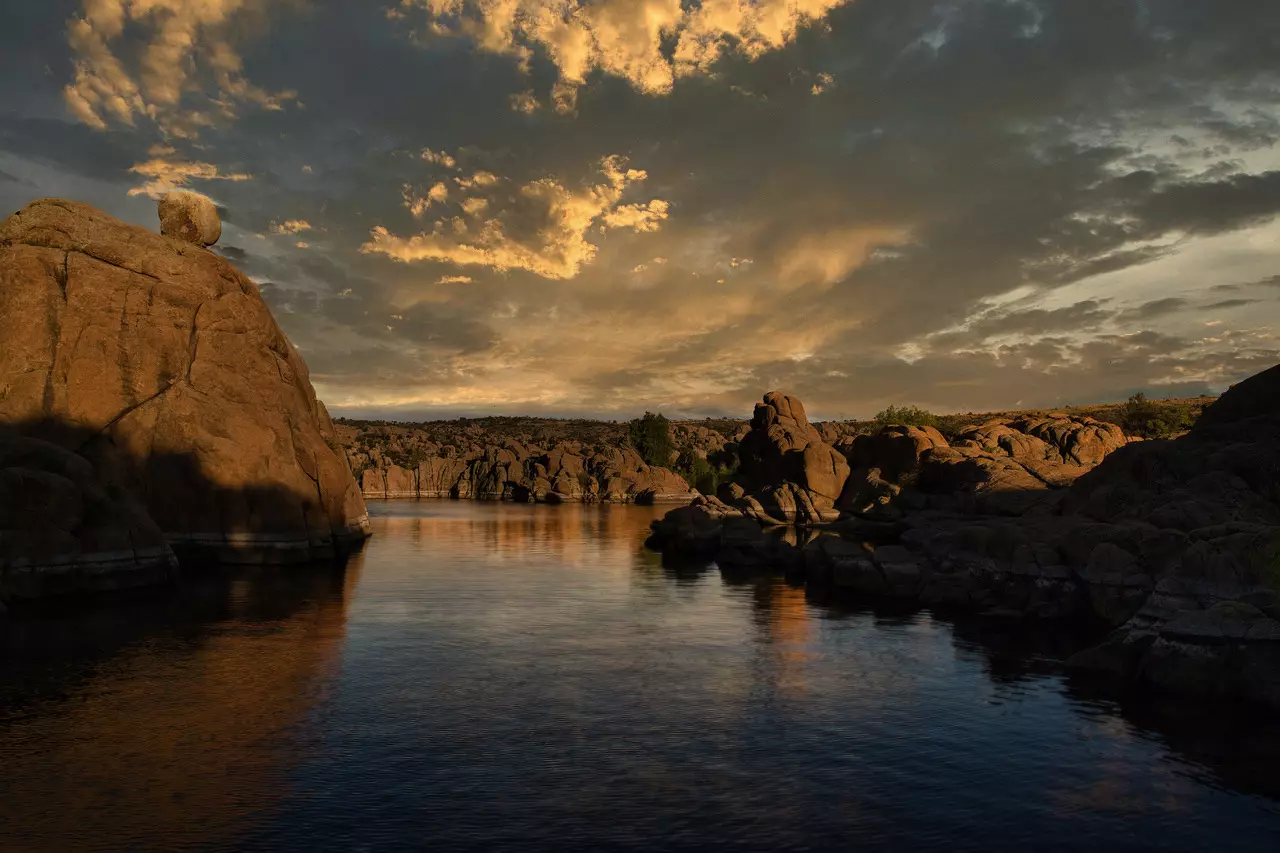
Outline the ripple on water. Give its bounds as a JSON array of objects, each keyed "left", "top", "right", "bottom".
[{"left": 2, "top": 501, "right": 1279, "bottom": 852}]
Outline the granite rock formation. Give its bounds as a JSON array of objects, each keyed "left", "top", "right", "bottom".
[
  {"left": 0, "top": 198, "right": 370, "bottom": 591},
  {"left": 647, "top": 377, "right": 1280, "bottom": 708},
  {"left": 357, "top": 439, "right": 696, "bottom": 504},
  {"left": 734, "top": 391, "right": 850, "bottom": 523}
]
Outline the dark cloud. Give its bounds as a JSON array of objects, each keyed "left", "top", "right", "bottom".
[
  {"left": 2, "top": 0, "right": 1278, "bottom": 417},
  {"left": 1203, "top": 298, "right": 1262, "bottom": 310},
  {"left": 1117, "top": 298, "right": 1191, "bottom": 323}
]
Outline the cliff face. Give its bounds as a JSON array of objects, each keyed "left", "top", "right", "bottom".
[
  {"left": 0, "top": 198, "right": 370, "bottom": 599},
  {"left": 352, "top": 436, "right": 697, "bottom": 505}
]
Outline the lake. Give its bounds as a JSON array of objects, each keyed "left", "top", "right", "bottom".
[{"left": 2, "top": 501, "right": 1279, "bottom": 851}]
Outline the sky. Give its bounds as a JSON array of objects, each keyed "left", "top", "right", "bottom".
[{"left": 1, "top": 0, "right": 1278, "bottom": 421}]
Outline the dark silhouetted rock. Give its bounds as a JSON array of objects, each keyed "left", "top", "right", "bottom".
[{"left": 1, "top": 430, "right": 177, "bottom": 600}]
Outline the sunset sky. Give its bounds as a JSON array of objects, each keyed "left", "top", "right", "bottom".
[{"left": 2, "top": 0, "right": 1278, "bottom": 420}]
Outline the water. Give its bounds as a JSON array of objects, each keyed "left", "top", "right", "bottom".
[{"left": 2, "top": 502, "right": 1279, "bottom": 852}]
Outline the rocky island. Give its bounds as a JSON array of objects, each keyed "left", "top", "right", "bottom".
[{"left": 0, "top": 196, "right": 369, "bottom": 603}]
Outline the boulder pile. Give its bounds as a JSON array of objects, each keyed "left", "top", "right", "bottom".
[{"left": 647, "top": 375, "right": 1280, "bottom": 707}]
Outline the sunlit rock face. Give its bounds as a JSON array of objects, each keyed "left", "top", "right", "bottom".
[
  {"left": 736, "top": 391, "right": 850, "bottom": 524},
  {"left": 0, "top": 199, "right": 370, "bottom": 568},
  {"left": 158, "top": 190, "right": 221, "bottom": 247}
]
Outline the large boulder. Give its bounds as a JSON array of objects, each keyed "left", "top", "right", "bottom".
[
  {"left": 0, "top": 199, "right": 370, "bottom": 565},
  {"left": 158, "top": 191, "right": 221, "bottom": 247},
  {"left": 735, "top": 391, "right": 849, "bottom": 522},
  {"left": 843, "top": 425, "right": 949, "bottom": 483},
  {"left": 1, "top": 430, "right": 177, "bottom": 600}
]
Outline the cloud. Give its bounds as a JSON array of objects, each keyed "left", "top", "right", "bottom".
[
  {"left": 125, "top": 145, "right": 251, "bottom": 198},
  {"left": 774, "top": 226, "right": 910, "bottom": 286},
  {"left": 63, "top": 0, "right": 297, "bottom": 136},
  {"left": 8, "top": 0, "right": 1280, "bottom": 418},
  {"left": 1203, "top": 298, "right": 1261, "bottom": 310},
  {"left": 362, "top": 154, "right": 669, "bottom": 279},
  {"left": 394, "top": 0, "right": 853, "bottom": 106},
  {"left": 1116, "top": 298, "right": 1190, "bottom": 324},
  {"left": 271, "top": 219, "right": 312, "bottom": 235},
  {"left": 509, "top": 90, "right": 540, "bottom": 113}
]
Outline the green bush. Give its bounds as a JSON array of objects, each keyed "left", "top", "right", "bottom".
[
  {"left": 673, "top": 450, "right": 737, "bottom": 494},
  {"left": 628, "top": 412, "right": 674, "bottom": 467},
  {"left": 1120, "top": 393, "right": 1202, "bottom": 439},
  {"left": 873, "top": 405, "right": 940, "bottom": 430}
]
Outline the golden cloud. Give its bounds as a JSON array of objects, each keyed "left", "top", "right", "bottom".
[
  {"left": 362, "top": 153, "right": 669, "bottom": 279},
  {"left": 775, "top": 226, "right": 911, "bottom": 286},
  {"left": 126, "top": 145, "right": 252, "bottom": 198},
  {"left": 64, "top": 0, "right": 297, "bottom": 136},
  {"left": 395, "top": 0, "right": 854, "bottom": 106},
  {"left": 271, "top": 219, "right": 313, "bottom": 235}
]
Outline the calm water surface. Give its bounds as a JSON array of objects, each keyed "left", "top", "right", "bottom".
[{"left": 3, "top": 501, "right": 1280, "bottom": 852}]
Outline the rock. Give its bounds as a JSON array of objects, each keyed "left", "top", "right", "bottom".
[
  {"left": 734, "top": 391, "right": 849, "bottom": 522},
  {"left": 0, "top": 199, "right": 370, "bottom": 565},
  {"left": 845, "top": 425, "right": 949, "bottom": 482},
  {"left": 158, "top": 191, "right": 221, "bottom": 247},
  {"left": 739, "top": 390, "right": 825, "bottom": 486},
  {"left": 1, "top": 430, "right": 177, "bottom": 600},
  {"left": 418, "top": 458, "right": 468, "bottom": 498},
  {"left": 801, "top": 442, "right": 851, "bottom": 503},
  {"left": 917, "top": 446, "right": 1058, "bottom": 516},
  {"left": 718, "top": 482, "right": 746, "bottom": 503}
]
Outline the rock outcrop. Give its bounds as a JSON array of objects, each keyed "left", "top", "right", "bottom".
[
  {"left": 734, "top": 391, "right": 850, "bottom": 523},
  {"left": 0, "top": 198, "right": 370, "bottom": 588},
  {"left": 835, "top": 414, "right": 1128, "bottom": 518},
  {"left": 646, "top": 377, "right": 1280, "bottom": 708},
  {"left": 357, "top": 440, "right": 696, "bottom": 504}
]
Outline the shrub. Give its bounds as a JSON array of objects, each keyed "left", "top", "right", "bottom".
[
  {"left": 873, "top": 405, "right": 940, "bottom": 430},
  {"left": 1120, "top": 393, "right": 1202, "bottom": 439},
  {"left": 673, "top": 450, "right": 737, "bottom": 494},
  {"left": 628, "top": 412, "right": 674, "bottom": 467}
]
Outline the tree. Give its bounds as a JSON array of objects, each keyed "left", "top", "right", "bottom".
[{"left": 628, "top": 412, "right": 674, "bottom": 467}]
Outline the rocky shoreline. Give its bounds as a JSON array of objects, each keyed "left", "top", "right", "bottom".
[
  {"left": 353, "top": 443, "right": 698, "bottom": 505},
  {"left": 647, "top": 379, "right": 1280, "bottom": 709}
]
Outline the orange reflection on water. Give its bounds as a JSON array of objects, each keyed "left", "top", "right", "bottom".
[{"left": 0, "top": 570, "right": 355, "bottom": 852}]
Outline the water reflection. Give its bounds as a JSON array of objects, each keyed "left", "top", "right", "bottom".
[
  {"left": 0, "top": 566, "right": 355, "bottom": 852},
  {"left": 0, "top": 502, "right": 1277, "bottom": 852}
]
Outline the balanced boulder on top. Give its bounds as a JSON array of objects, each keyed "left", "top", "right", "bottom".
[{"left": 158, "top": 190, "right": 222, "bottom": 247}]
